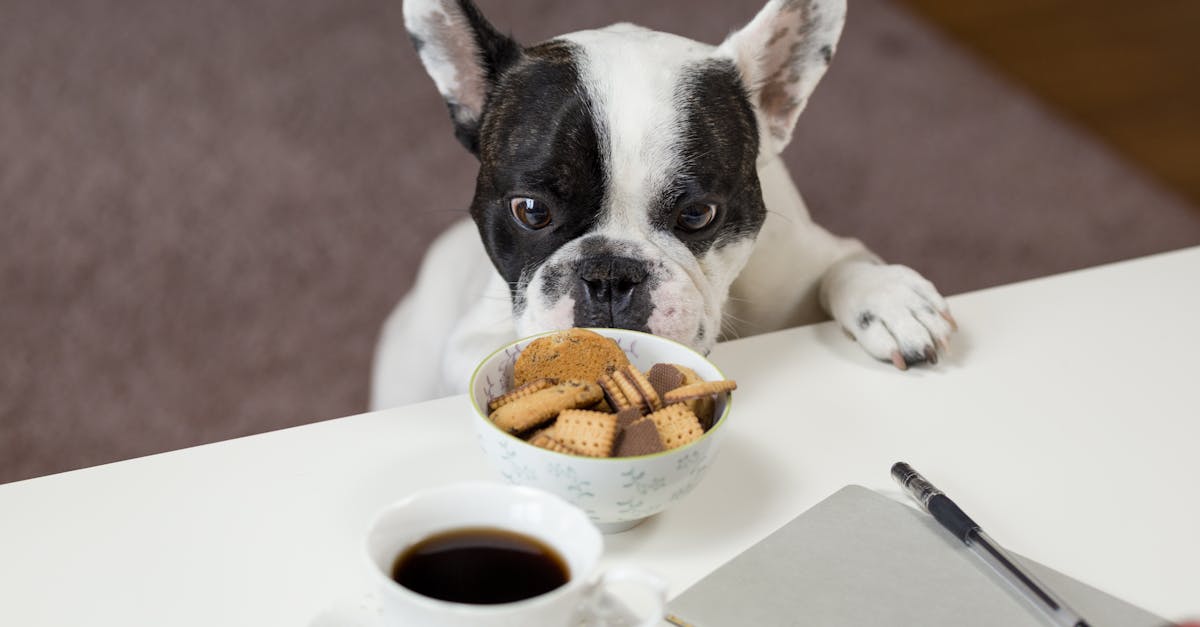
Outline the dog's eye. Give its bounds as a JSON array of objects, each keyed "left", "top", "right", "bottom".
[
  {"left": 510, "top": 197, "right": 551, "bottom": 230},
  {"left": 676, "top": 202, "right": 718, "bottom": 232}
]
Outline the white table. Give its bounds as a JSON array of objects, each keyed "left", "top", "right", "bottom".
[{"left": 2, "top": 247, "right": 1198, "bottom": 626}]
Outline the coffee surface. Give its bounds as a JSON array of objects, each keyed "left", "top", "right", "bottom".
[{"left": 392, "top": 527, "right": 570, "bottom": 604}]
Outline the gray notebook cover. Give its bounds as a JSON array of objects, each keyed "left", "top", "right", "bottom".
[{"left": 667, "top": 486, "right": 1162, "bottom": 627}]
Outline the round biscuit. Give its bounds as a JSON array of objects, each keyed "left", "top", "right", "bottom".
[{"left": 513, "top": 328, "right": 630, "bottom": 388}]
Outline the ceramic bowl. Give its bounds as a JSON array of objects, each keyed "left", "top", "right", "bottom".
[{"left": 468, "top": 329, "right": 732, "bottom": 533}]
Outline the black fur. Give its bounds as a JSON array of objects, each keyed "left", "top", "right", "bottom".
[
  {"left": 470, "top": 42, "right": 608, "bottom": 304},
  {"left": 427, "top": 0, "right": 523, "bottom": 154},
  {"left": 657, "top": 59, "right": 766, "bottom": 257},
  {"left": 456, "top": 0, "right": 521, "bottom": 87}
]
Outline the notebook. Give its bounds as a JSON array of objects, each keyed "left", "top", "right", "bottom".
[{"left": 667, "top": 485, "right": 1162, "bottom": 627}]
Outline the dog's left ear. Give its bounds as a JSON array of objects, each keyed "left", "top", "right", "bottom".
[
  {"left": 717, "top": 0, "right": 847, "bottom": 153},
  {"left": 403, "top": 0, "right": 522, "bottom": 155}
]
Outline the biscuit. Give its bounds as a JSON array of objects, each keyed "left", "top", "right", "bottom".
[
  {"left": 614, "top": 407, "right": 643, "bottom": 431},
  {"left": 663, "top": 380, "right": 737, "bottom": 404},
  {"left": 671, "top": 364, "right": 715, "bottom": 429},
  {"left": 528, "top": 431, "right": 582, "bottom": 455},
  {"left": 611, "top": 408, "right": 649, "bottom": 457},
  {"left": 488, "top": 378, "right": 557, "bottom": 412},
  {"left": 528, "top": 425, "right": 557, "bottom": 440},
  {"left": 598, "top": 373, "right": 637, "bottom": 412},
  {"left": 646, "top": 403, "right": 704, "bottom": 450},
  {"left": 672, "top": 364, "right": 702, "bottom": 385},
  {"left": 646, "top": 363, "right": 685, "bottom": 398},
  {"left": 622, "top": 365, "right": 663, "bottom": 412},
  {"left": 553, "top": 410, "right": 619, "bottom": 458},
  {"left": 488, "top": 381, "right": 602, "bottom": 434},
  {"left": 512, "top": 329, "right": 630, "bottom": 388},
  {"left": 611, "top": 369, "right": 649, "bottom": 413},
  {"left": 614, "top": 417, "right": 665, "bottom": 457}
]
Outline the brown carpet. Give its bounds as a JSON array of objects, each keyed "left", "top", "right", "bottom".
[{"left": 2, "top": 0, "right": 1198, "bottom": 484}]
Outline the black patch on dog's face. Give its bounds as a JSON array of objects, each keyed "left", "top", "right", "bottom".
[
  {"left": 653, "top": 59, "right": 766, "bottom": 257},
  {"left": 469, "top": 41, "right": 606, "bottom": 307}
]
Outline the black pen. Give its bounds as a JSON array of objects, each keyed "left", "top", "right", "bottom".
[{"left": 891, "top": 462, "right": 1092, "bottom": 627}]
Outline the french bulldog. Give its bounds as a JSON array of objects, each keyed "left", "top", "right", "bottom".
[{"left": 371, "top": 0, "right": 956, "bottom": 408}]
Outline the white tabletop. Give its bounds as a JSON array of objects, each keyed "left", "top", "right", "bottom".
[{"left": 2, "top": 247, "right": 1198, "bottom": 626}]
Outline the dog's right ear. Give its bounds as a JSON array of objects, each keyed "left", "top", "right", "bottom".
[{"left": 403, "top": 0, "right": 522, "bottom": 155}]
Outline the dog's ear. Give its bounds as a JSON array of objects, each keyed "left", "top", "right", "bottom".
[
  {"left": 717, "top": 0, "right": 846, "bottom": 153},
  {"left": 403, "top": 0, "right": 522, "bottom": 155}
]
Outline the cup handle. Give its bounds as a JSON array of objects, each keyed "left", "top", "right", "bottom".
[{"left": 583, "top": 565, "right": 669, "bottom": 627}]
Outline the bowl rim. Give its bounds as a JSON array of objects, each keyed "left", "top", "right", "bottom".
[{"left": 468, "top": 327, "right": 732, "bottom": 462}]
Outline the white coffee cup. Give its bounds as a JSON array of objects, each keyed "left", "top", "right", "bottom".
[{"left": 364, "top": 482, "right": 668, "bottom": 627}]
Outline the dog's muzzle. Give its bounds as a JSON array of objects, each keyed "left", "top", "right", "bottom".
[{"left": 573, "top": 255, "right": 652, "bottom": 330}]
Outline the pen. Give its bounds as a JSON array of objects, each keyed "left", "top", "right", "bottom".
[{"left": 891, "top": 462, "right": 1093, "bottom": 627}]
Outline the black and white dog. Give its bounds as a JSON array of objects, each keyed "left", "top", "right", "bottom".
[{"left": 372, "top": 0, "right": 955, "bottom": 408}]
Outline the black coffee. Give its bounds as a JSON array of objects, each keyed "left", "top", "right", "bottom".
[{"left": 391, "top": 527, "right": 570, "bottom": 604}]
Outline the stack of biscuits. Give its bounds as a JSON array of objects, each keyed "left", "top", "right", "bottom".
[{"left": 486, "top": 329, "right": 736, "bottom": 458}]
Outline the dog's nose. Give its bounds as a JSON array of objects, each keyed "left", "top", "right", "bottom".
[{"left": 575, "top": 255, "right": 648, "bottom": 325}]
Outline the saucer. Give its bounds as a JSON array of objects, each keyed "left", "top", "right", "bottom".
[
  {"left": 309, "top": 591, "right": 381, "bottom": 627},
  {"left": 309, "top": 589, "right": 647, "bottom": 627}
]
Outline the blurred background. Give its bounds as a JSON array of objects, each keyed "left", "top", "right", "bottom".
[{"left": 2, "top": 0, "right": 1197, "bottom": 483}]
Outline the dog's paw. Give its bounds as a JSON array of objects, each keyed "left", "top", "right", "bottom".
[{"left": 824, "top": 261, "right": 956, "bottom": 369}]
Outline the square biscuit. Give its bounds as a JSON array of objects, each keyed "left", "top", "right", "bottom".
[
  {"left": 528, "top": 430, "right": 583, "bottom": 456},
  {"left": 553, "top": 410, "right": 619, "bottom": 458},
  {"left": 614, "top": 407, "right": 643, "bottom": 431},
  {"left": 646, "top": 403, "right": 704, "bottom": 450},
  {"left": 615, "top": 417, "right": 665, "bottom": 457}
]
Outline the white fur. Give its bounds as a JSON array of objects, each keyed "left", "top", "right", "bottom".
[
  {"left": 403, "top": 0, "right": 489, "bottom": 127},
  {"left": 371, "top": 219, "right": 514, "bottom": 408}
]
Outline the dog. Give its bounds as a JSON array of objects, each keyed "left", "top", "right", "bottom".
[{"left": 371, "top": 0, "right": 956, "bottom": 409}]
